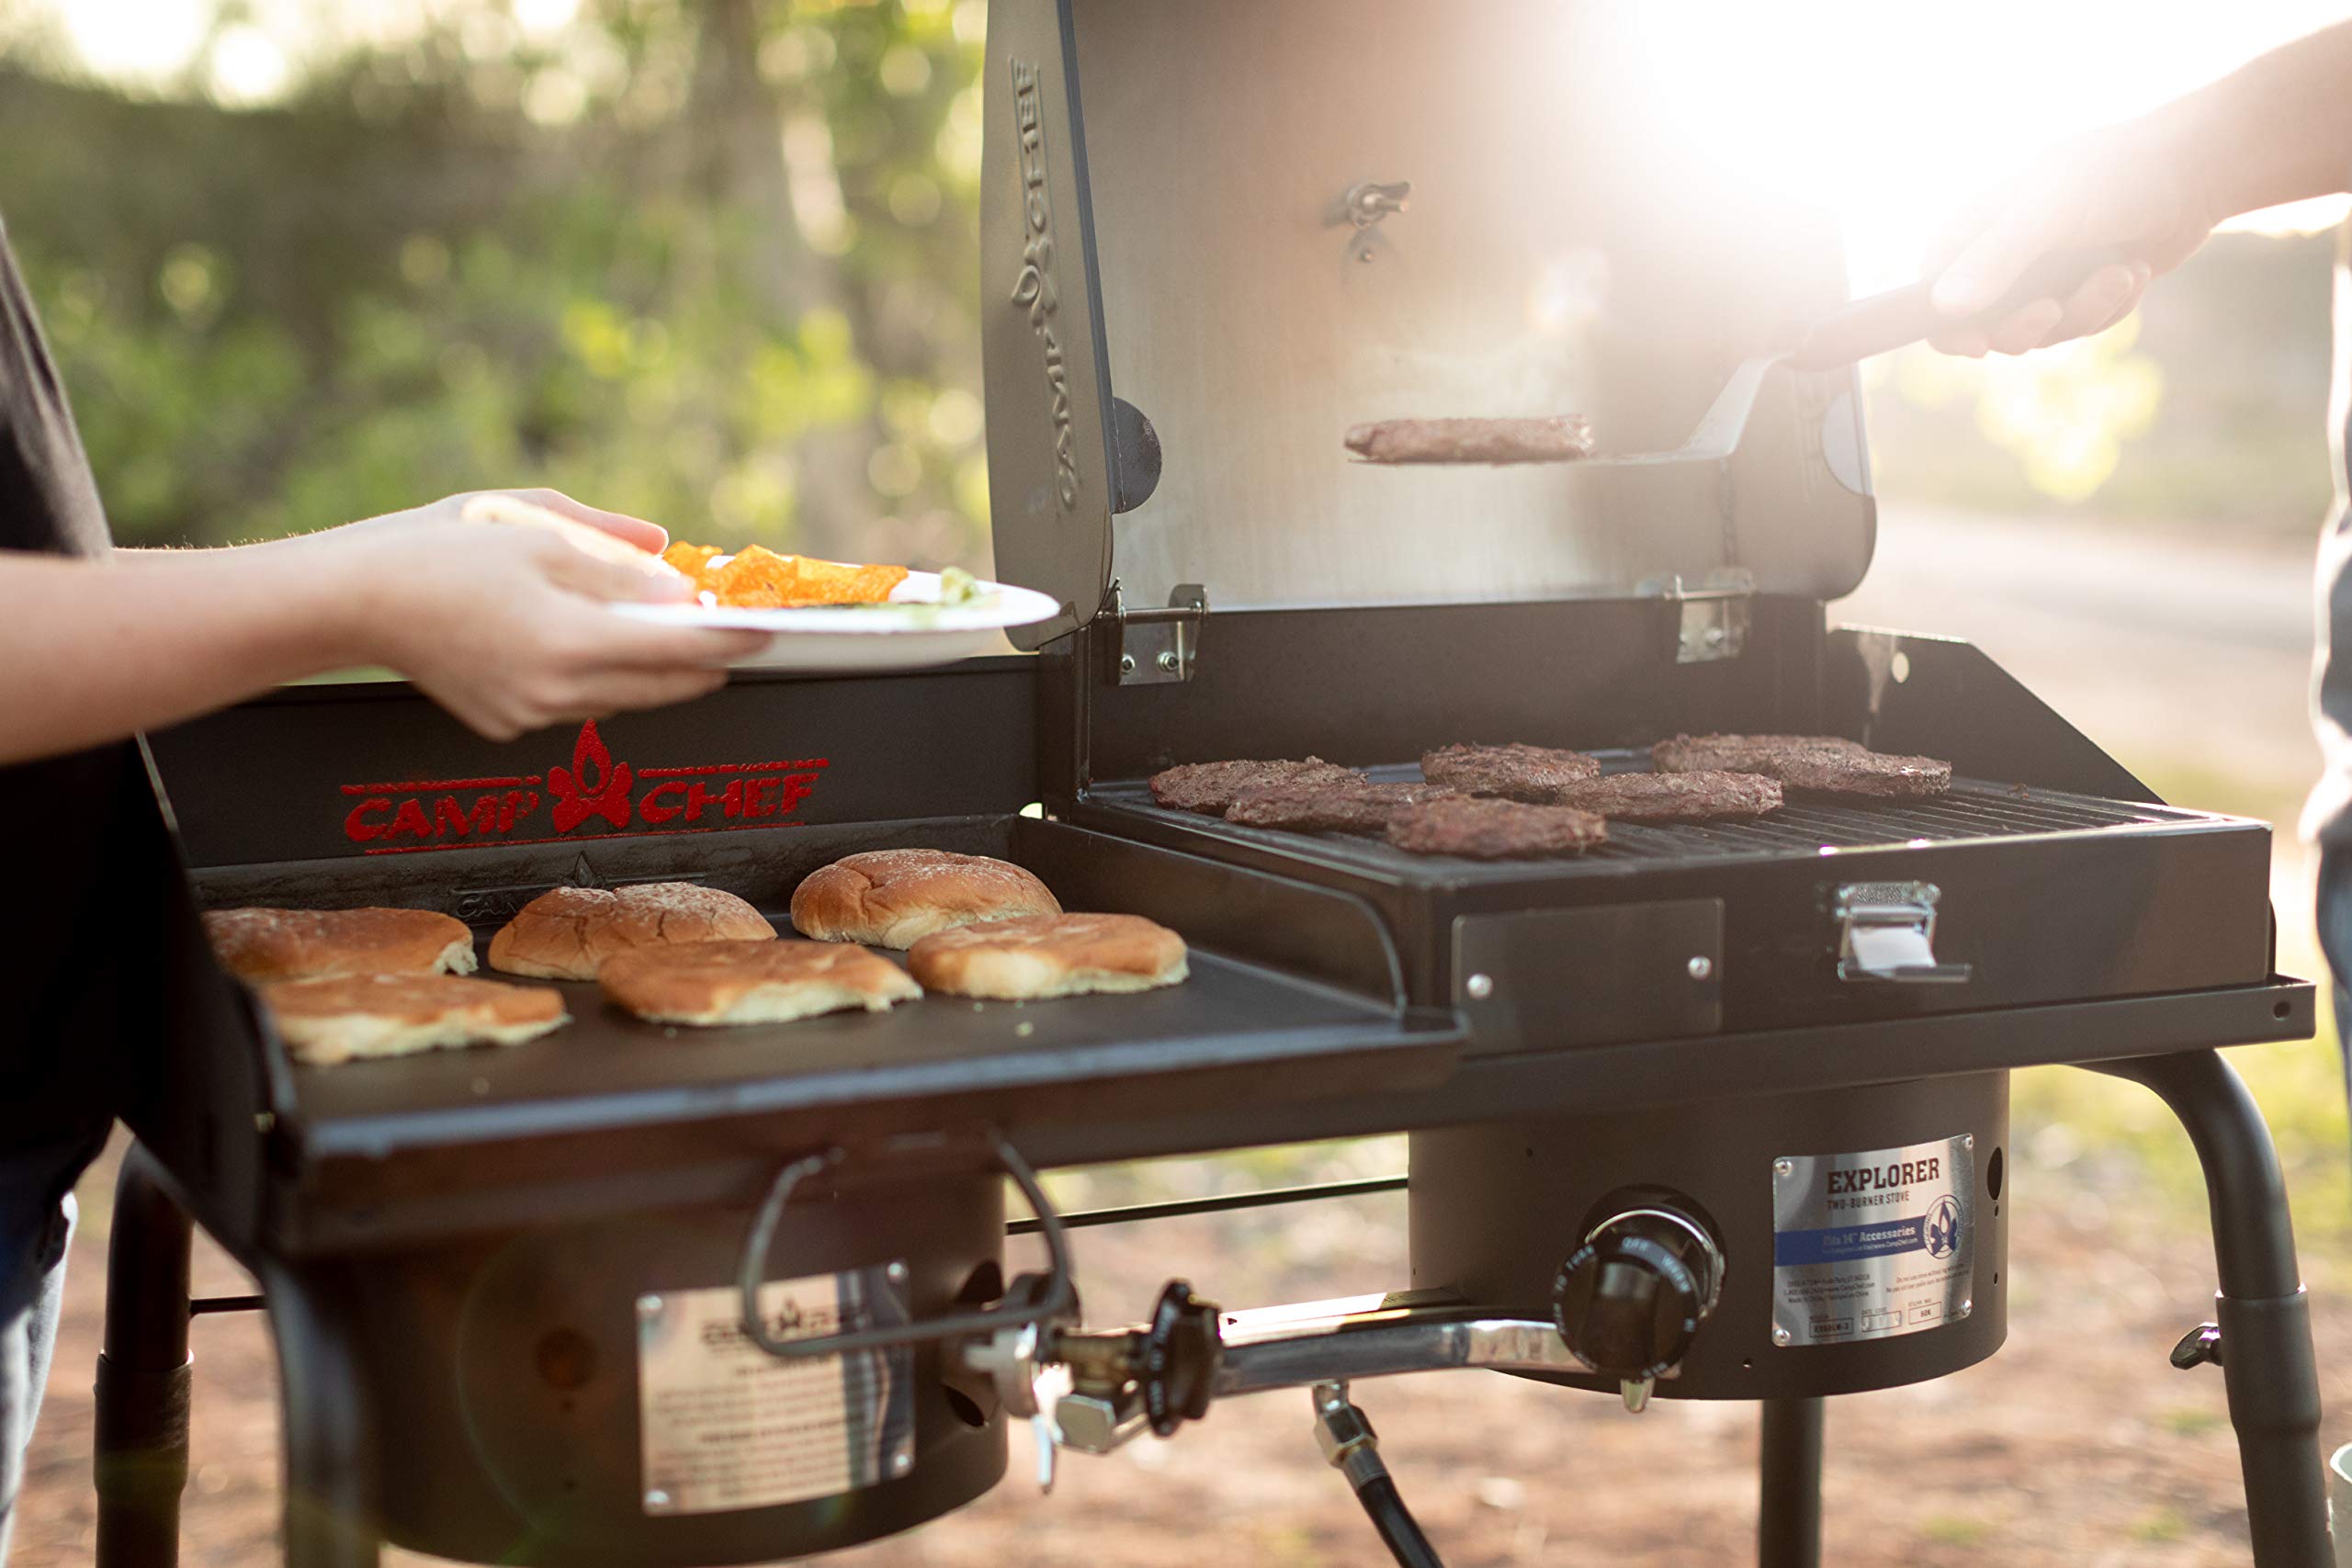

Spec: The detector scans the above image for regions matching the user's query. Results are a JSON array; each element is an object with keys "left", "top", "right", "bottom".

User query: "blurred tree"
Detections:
[{"left": 0, "top": 0, "right": 991, "bottom": 569}]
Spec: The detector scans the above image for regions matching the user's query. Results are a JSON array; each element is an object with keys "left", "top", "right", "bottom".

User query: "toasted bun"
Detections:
[
  {"left": 791, "top": 850, "right": 1061, "bottom": 950},
  {"left": 599, "top": 940, "right": 922, "bottom": 1026},
  {"left": 488, "top": 882, "right": 775, "bottom": 980},
  {"left": 204, "top": 907, "right": 477, "bottom": 983},
  {"left": 906, "top": 913, "right": 1188, "bottom": 1000},
  {"left": 260, "top": 973, "right": 566, "bottom": 1066}
]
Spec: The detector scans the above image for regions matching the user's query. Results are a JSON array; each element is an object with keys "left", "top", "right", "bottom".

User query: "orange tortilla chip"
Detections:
[
  {"left": 661, "top": 542, "right": 723, "bottom": 592},
  {"left": 698, "top": 544, "right": 910, "bottom": 607}
]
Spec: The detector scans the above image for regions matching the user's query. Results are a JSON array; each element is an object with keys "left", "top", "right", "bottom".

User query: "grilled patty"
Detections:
[
  {"left": 1344, "top": 415, "right": 1595, "bottom": 466},
  {"left": 1148, "top": 757, "right": 1361, "bottom": 815},
  {"left": 1227, "top": 778, "right": 1460, "bottom": 834},
  {"left": 1650, "top": 734, "right": 1950, "bottom": 798},
  {"left": 1385, "top": 796, "right": 1608, "bottom": 859},
  {"left": 1550, "top": 770, "right": 1783, "bottom": 821},
  {"left": 1420, "top": 742, "right": 1603, "bottom": 802}
]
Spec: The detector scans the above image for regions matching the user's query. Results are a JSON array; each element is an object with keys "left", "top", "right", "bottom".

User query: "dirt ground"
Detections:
[{"left": 11, "top": 1108, "right": 2348, "bottom": 1568}]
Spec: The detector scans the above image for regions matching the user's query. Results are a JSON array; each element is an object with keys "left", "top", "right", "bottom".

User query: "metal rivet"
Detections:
[
  {"left": 1960, "top": 1299, "right": 1973, "bottom": 1315},
  {"left": 886, "top": 1261, "right": 910, "bottom": 1287},
  {"left": 1773, "top": 1158, "right": 1793, "bottom": 1178},
  {"left": 1687, "top": 955, "right": 1713, "bottom": 981},
  {"left": 1962, "top": 1134, "right": 1975, "bottom": 1150},
  {"left": 1771, "top": 1325, "right": 1792, "bottom": 1347},
  {"left": 1118, "top": 653, "right": 1136, "bottom": 674},
  {"left": 636, "top": 1294, "right": 663, "bottom": 1320},
  {"left": 1156, "top": 649, "right": 1180, "bottom": 673},
  {"left": 644, "top": 1488, "right": 672, "bottom": 1509},
  {"left": 1358, "top": 247, "right": 1374, "bottom": 262},
  {"left": 1464, "top": 973, "right": 1494, "bottom": 1000},
  {"left": 891, "top": 1450, "right": 915, "bottom": 1476}
]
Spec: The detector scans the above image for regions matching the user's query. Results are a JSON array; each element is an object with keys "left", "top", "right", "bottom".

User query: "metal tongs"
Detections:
[{"left": 1585, "top": 246, "right": 2129, "bottom": 468}]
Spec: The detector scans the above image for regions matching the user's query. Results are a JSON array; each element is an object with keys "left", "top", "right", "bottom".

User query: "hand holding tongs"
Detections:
[{"left": 1583, "top": 246, "right": 2132, "bottom": 467}]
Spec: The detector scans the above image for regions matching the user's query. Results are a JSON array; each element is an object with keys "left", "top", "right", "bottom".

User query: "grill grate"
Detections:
[{"left": 1089, "top": 751, "right": 2222, "bottom": 881}]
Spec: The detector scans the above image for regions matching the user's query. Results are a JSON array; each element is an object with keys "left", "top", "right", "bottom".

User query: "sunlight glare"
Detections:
[{"left": 60, "top": 0, "right": 209, "bottom": 84}]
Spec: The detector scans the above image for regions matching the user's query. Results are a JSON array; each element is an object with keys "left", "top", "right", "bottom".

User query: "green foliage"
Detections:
[{"left": 0, "top": 0, "right": 992, "bottom": 567}]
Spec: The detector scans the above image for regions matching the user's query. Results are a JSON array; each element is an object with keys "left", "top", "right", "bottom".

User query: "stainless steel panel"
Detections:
[
  {"left": 1452, "top": 897, "right": 1723, "bottom": 1053},
  {"left": 1064, "top": 0, "right": 1871, "bottom": 615}
]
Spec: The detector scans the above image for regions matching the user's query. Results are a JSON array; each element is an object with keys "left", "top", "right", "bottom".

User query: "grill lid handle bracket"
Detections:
[
  {"left": 1640, "top": 569, "right": 1754, "bottom": 664},
  {"left": 1109, "top": 579, "right": 1207, "bottom": 684},
  {"left": 1834, "top": 881, "right": 1972, "bottom": 985}
]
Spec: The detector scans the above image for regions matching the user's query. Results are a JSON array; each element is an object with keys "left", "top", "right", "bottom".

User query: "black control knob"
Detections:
[{"left": 1551, "top": 1197, "right": 1724, "bottom": 1383}]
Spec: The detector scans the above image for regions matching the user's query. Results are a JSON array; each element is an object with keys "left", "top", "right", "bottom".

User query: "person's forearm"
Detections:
[
  {"left": 0, "top": 538, "right": 371, "bottom": 765},
  {"left": 2158, "top": 20, "right": 2352, "bottom": 223}
]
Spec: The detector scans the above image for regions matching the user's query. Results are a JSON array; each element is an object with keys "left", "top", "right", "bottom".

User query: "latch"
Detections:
[
  {"left": 1833, "top": 882, "right": 1972, "bottom": 985},
  {"left": 1639, "top": 569, "right": 1754, "bottom": 664},
  {"left": 1109, "top": 579, "right": 1206, "bottom": 685}
]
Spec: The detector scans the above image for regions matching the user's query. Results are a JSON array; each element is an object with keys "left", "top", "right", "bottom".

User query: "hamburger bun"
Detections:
[
  {"left": 204, "top": 907, "right": 476, "bottom": 983},
  {"left": 489, "top": 882, "right": 775, "bottom": 980},
  {"left": 260, "top": 973, "right": 566, "bottom": 1066},
  {"left": 791, "top": 850, "right": 1061, "bottom": 950},
  {"left": 599, "top": 940, "right": 922, "bottom": 1026},
  {"left": 906, "top": 913, "right": 1188, "bottom": 1000}
]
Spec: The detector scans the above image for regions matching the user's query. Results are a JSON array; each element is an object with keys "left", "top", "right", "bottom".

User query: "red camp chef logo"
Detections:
[{"left": 340, "top": 720, "right": 827, "bottom": 855}]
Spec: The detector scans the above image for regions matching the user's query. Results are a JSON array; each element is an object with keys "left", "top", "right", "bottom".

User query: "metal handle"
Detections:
[
  {"left": 736, "top": 1131, "right": 1075, "bottom": 1360},
  {"left": 1784, "top": 245, "right": 2135, "bottom": 372}
]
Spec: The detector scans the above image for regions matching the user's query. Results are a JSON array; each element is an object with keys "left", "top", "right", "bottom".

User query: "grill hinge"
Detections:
[
  {"left": 1639, "top": 568, "right": 1754, "bottom": 664},
  {"left": 1108, "top": 579, "right": 1207, "bottom": 684},
  {"left": 1833, "top": 881, "right": 1973, "bottom": 985}
]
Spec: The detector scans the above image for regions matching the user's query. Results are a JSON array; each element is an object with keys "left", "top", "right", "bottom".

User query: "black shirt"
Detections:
[{"left": 0, "top": 214, "right": 142, "bottom": 1156}]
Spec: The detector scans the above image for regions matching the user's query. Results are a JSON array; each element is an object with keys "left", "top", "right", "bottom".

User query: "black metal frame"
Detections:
[{"left": 94, "top": 1043, "right": 2332, "bottom": 1567}]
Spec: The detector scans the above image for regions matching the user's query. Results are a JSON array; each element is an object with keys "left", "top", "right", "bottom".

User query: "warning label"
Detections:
[{"left": 635, "top": 1269, "right": 913, "bottom": 1516}]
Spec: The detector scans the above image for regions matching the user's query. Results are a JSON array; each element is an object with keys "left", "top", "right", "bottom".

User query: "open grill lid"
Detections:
[{"left": 981, "top": 0, "right": 1876, "bottom": 651}]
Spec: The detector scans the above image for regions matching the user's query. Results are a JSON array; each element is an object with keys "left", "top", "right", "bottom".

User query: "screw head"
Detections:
[
  {"left": 644, "top": 1488, "right": 672, "bottom": 1510},
  {"left": 1960, "top": 1299, "right": 1973, "bottom": 1316},
  {"left": 1962, "top": 1134, "right": 1975, "bottom": 1151},
  {"left": 636, "top": 1294, "right": 663, "bottom": 1321},
  {"left": 886, "top": 1260, "right": 910, "bottom": 1287},
  {"left": 890, "top": 1449, "right": 916, "bottom": 1476},
  {"left": 1118, "top": 653, "right": 1136, "bottom": 674},
  {"left": 1464, "top": 973, "right": 1494, "bottom": 1000},
  {"left": 1687, "top": 955, "right": 1713, "bottom": 981},
  {"left": 1156, "top": 649, "right": 1180, "bottom": 673},
  {"left": 1771, "top": 1325, "right": 1792, "bottom": 1347},
  {"left": 1773, "top": 1158, "right": 1793, "bottom": 1178},
  {"left": 1358, "top": 247, "right": 1374, "bottom": 262}
]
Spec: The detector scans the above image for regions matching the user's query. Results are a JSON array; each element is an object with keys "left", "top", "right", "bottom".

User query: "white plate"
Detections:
[{"left": 607, "top": 569, "right": 1059, "bottom": 672}]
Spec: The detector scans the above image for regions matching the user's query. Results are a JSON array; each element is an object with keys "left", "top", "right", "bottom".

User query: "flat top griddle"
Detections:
[{"left": 281, "top": 944, "right": 1440, "bottom": 1159}]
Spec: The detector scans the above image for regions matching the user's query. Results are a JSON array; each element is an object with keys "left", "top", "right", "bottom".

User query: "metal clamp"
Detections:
[
  {"left": 1638, "top": 569, "right": 1754, "bottom": 664},
  {"left": 1110, "top": 579, "right": 1207, "bottom": 685},
  {"left": 1833, "top": 881, "right": 1972, "bottom": 985},
  {"left": 736, "top": 1132, "right": 1074, "bottom": 1360},
  {"left": 1339, "top": 180, "right": 1412, "bottom": 230}
]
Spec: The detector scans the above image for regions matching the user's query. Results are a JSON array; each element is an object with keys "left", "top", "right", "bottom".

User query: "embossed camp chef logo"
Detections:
[
  {"left": 339, "top": 720, "right": 827, "bottom": 855},
  {"left": 1009, "top": 56, "right": 1079, "bottom": 511}
]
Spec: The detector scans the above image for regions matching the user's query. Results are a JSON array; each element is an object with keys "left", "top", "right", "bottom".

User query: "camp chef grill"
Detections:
[{"left": 86, "top": 2, "right": 2328, "bottom": 1565}]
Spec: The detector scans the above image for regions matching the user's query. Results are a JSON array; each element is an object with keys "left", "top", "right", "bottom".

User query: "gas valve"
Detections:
[{"left": 1551, "top": 1190, "right": 1724, "bottom": 1411}]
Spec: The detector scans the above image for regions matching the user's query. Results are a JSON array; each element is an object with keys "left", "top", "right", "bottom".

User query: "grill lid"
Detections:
[{"left": 981, "top": 0, "right": 1875, "bottom": 649}]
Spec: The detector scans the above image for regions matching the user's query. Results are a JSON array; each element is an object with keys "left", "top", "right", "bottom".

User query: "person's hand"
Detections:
[
  {"left": 311, "top": 491, "right": 766, "bottom": 741},
  {"left": 345, "top": 485, "right": 673, "bottom": 556},
  {"left": 1923, "top": 115, "right": 2221, "bottom": 357}
]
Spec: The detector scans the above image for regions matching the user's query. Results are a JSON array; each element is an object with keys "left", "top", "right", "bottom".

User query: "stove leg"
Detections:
[
  {"left": 1757, "top": 1396, "right": 1823, "bottom": 1568},
  {"left": 94, "top": 1146, "right": 193, "bottom": 1568},
  {"left": 2090, "top": 1049, "right": 2331, "bottom": 1568},
  {"left": 261, "top": 1268, "right": 380, "bottom": 1568}
]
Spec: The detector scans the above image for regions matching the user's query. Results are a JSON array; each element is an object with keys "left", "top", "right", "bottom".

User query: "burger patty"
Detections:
[
  {"left": 1385, "top": 796, "right": 1608, "bottom": 859},
  {"left": 1148, "top": 756, "right": 1361, "bottom": 815},
  {"left": 1420, "top": 742, "right": 1603, "bottom": 801},
  {"left": 1650, "top": 734, "right": 1950, "bottom": 798},
  {"left": 1344, "top": 414, "right": 1595, "bottom": 466},
  {"left": 1550, "top": 770, "right": 1783, "bottom": 821},
  {"left": 1227, "top": 778, "right": 1460, "bottom": 834}
]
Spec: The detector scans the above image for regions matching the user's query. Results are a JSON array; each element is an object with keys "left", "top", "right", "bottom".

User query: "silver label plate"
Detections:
[
  {"left": 635, "top": 1266, "right": 913, "bottom": 1516},
  {"left": 1771, "top": 1136, "right": 1973, "bottom": 1348}
]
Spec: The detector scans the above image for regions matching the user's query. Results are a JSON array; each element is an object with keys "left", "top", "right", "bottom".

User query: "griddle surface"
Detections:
[{"left": 285, "top": 947, "right": 1440, "bottom": 1156}]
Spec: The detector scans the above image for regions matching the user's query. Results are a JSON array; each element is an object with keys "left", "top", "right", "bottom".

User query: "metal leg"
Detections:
[
  {"left": 262, "top": 1268, "right": 380, "bottom": 1568},
  {"left": 94, "top": 1145, "right": 194, "bottom": 1568},
  {"left": 2091, "top": 1050, "right": 2331, "bottom": 1568},
  {"left": 1757, "top": 1396, "right": 1823, "bottom": 1568}
]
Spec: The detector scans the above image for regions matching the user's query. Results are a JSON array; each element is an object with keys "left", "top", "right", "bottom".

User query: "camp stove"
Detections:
[{"left": 90, "top": 2, "right": 2328, "bottom": 1565}]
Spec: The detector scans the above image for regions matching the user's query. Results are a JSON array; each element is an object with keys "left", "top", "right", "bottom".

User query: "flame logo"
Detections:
[{"left": 548, "top": 720, "right": 634, "bottom": 833}]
